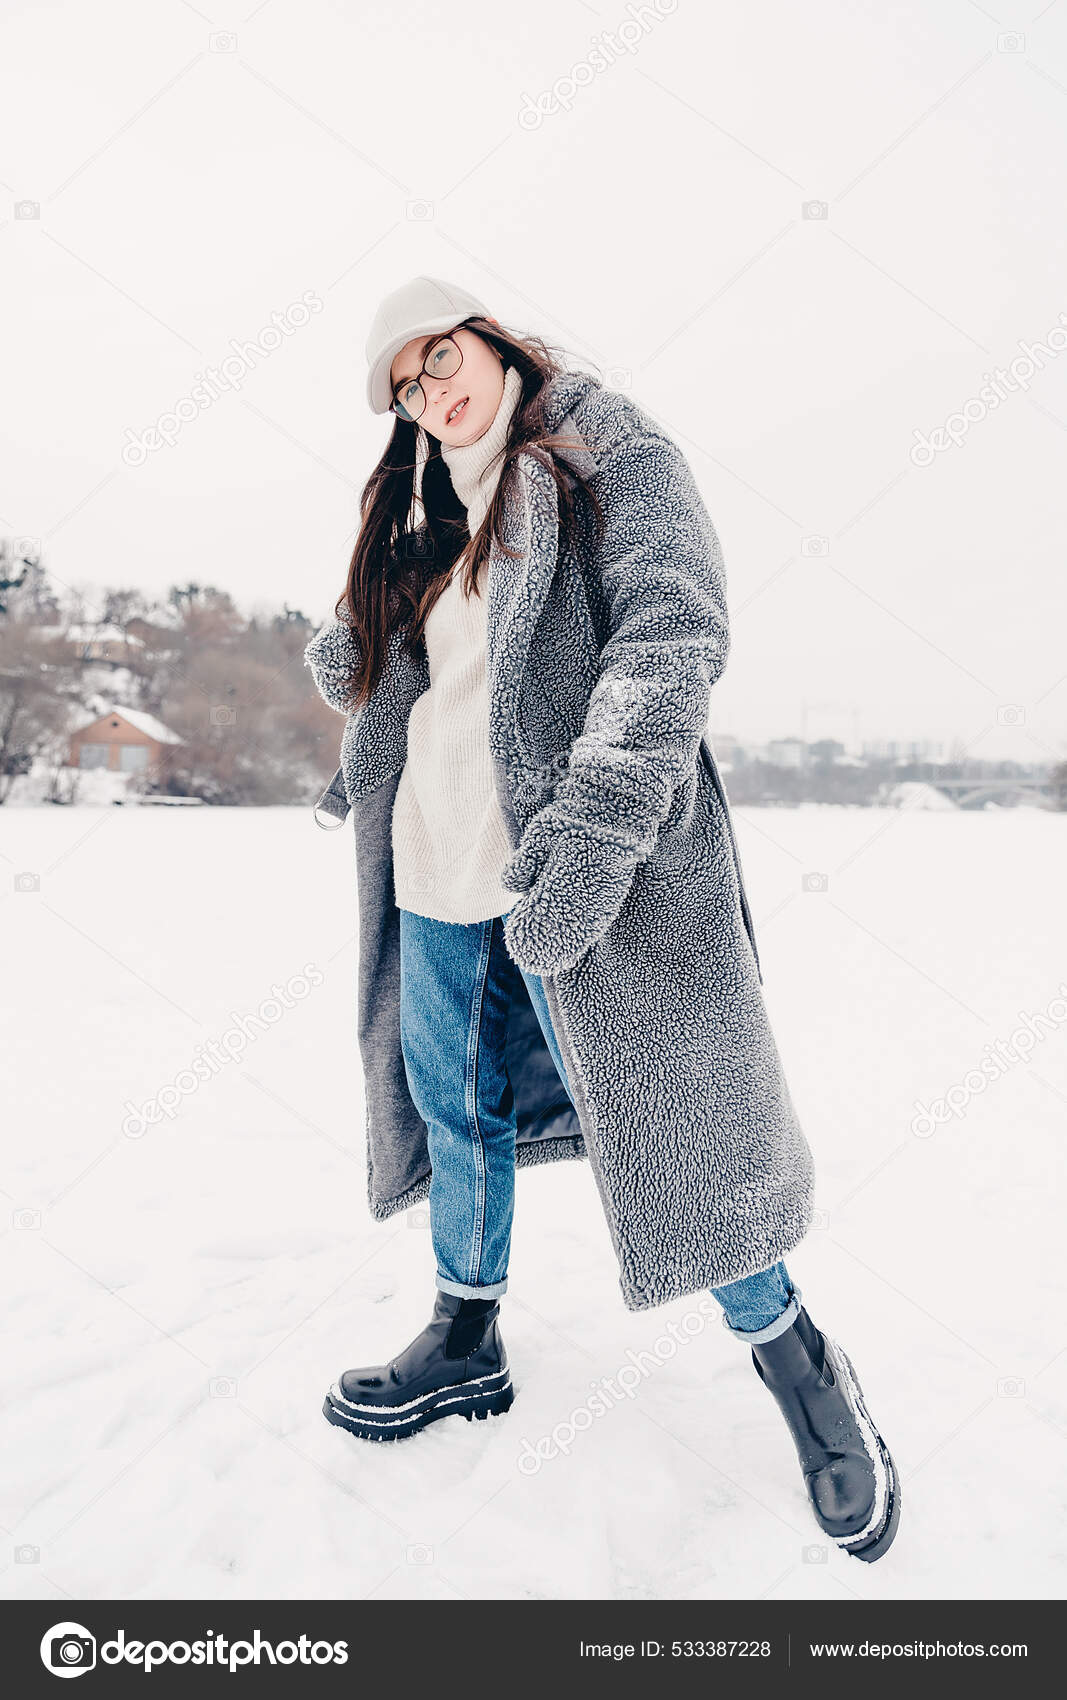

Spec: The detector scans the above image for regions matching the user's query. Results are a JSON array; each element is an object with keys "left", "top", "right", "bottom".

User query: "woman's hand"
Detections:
[{"left": 501, "top": 808, "right": 640, "bottom": 975}]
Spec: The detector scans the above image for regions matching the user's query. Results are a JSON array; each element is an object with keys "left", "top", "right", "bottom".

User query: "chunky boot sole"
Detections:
[
  {"left": 824, "top": 1337, "right": 902, "bottom": 1563},
  {"left": 322, "top": 1366, "right": 514, "bottom": 1441}
]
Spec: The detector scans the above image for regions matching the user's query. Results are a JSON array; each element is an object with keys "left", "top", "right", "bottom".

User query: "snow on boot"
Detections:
[
  {"left": 750, "top": 1304, "right": 901, "bottom": 1562},
  {"left": 322, "top": 1290, "right": 513, "bottom": 1441}
]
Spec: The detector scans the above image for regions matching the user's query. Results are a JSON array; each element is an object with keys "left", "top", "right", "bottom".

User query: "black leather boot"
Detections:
[
  {"left": 750, "top": 1305, "right": 901, "bottom": 1562},
  {"left": 322, "top": 1291, "right": 513, "bottom": 1441}
]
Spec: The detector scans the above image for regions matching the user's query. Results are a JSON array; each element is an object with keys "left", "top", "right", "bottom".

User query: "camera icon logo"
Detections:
[
  {"left": 15, "top": 871, "right": 40, "bottom": 893},
  {"left": 802, "top": 871, "right": 829, "bottom": 894},
  {"left": 802, "top": 200, "right": 829, "bottom": 221},
  {"left": 801, "top": 535, "right": 829, "bottom": 557},
  {"left": 210, "top": 705, "right": 237, "bottom": 726},
  {"left": 40, "top": 1622, "right": 96, "bottom": 1677},
  {"left": 210, "top": 31, "right": 237, "bottom": 51},
  {"left": 15, "top": 200, "right": 40, "bottom": 220},
  {"left": 406, "top": 200, "right": 434, "bottom": 222},
  {"left": 996, "top": 703, "right": 1025, "bottom": 727}
]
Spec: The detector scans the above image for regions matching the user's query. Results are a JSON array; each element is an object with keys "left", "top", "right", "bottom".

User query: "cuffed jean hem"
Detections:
[
  {"left": 719, "top": 1284, "right": 802, "bottom": 1345},
  {"left": 436, "top": 1273, "right": 509, "bottom": 1300}
]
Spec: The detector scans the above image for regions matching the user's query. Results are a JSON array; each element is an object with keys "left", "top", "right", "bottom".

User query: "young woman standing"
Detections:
[{"left": 304, "top": 275, "right": 900, "bottom": 1563}]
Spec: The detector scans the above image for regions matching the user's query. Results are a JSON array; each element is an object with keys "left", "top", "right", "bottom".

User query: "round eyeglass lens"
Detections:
[
  {"left": 426, "top": 337, "right": 462, "bottom": 379},
  {"left": 393, "top": 380, "right": 425, "bottom": 422}
]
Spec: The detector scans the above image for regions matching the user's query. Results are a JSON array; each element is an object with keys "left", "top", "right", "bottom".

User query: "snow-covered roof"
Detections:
[
  {"left": 72, "top": 705, "right": 184, "bottom": 745},
  {"left": 66, "top": 623, "right": 144, "bottom": 646},
  {"left": 117, "top": 706, "right": 184, "bottom": 744},
  {"left": 34, "top": 623, "right": 144, "bottom": 646}
]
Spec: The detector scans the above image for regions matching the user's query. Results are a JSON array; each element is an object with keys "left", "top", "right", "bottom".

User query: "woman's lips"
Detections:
[{"left": 446, "top": 396, "right": 469, "bottom": 424}]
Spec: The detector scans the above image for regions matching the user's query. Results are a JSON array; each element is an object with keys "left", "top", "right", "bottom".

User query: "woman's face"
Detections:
[{"left": 389, "top": 326, "right": 504, "bottom": 446}]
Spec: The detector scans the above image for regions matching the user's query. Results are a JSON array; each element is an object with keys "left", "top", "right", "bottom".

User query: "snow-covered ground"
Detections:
[{"left": 2, "top": 802, "right": 1064, "bottom": 1601}]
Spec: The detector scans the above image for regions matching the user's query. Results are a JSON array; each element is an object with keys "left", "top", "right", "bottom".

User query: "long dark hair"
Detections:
[{"left": 333, "top": 315, "right": 606, "bottom": 710}]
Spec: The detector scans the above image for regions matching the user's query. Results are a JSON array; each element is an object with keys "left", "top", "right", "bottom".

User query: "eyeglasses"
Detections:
[{"left": 390, "top": 331, "right": 464, "bottom": 423}]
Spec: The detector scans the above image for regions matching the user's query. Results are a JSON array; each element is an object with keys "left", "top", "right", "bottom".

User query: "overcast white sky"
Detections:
[{"left": 1, "top": 0, "right": 1064, "bottom": 759}]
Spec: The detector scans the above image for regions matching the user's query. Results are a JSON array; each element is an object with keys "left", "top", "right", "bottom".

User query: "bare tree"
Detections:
[{"left": 0, "top": 619, "right": 75, "bottom": 802}]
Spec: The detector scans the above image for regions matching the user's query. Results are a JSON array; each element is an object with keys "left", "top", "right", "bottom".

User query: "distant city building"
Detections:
[
  {"left": 808, "top": 739, "right": 846, "bottom": 764},
  {"left": 766, "top": 738, "right": 806, "bottom": 769},
  {"left": 707, "top": 734, "right": 959, "bottom": 772},
  {"left": 861, "top": 739, "right": 946, "bottom": 763},
  {"left": 709, "top": 731, "right": 744, "bottom": 767}
]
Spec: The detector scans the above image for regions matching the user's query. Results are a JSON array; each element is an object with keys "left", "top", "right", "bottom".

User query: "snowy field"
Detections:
[{"left": 2, "top": 801, "right": 1064, "bottom": 1602}]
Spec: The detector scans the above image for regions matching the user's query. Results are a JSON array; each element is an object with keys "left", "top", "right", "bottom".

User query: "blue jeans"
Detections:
[{"left": 397, "top": 908, "right": 801, "bottom": 1341}]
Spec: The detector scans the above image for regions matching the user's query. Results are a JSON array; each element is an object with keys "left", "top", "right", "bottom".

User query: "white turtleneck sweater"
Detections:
[{"left": 391, "top": 361, "right": 524, "bottom": 924}]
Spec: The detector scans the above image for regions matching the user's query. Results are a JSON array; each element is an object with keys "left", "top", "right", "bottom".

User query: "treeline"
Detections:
[{"left": 0, "top": 541, "right": 342, "bottom": 806}]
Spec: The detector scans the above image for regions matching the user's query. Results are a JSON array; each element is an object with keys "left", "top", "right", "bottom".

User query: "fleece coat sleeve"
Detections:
[
  {"left": 501, "top": 428, "right": 730, "bottom": 977},
  {"left": 303, "top": 617, "right": 361, "bottom": 715},
  {"left": 549, "top": 429, "right": 730, "bottom": 856}
]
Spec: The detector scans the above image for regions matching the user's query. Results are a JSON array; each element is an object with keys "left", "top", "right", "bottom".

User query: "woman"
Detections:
[{"left": 304, "top": 275, "right": 900, "bottom": 1563}]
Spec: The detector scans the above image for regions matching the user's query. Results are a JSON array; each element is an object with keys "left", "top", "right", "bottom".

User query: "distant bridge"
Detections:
[{"left": 931, "top": 776, "right": 1052, "bottom": 808}]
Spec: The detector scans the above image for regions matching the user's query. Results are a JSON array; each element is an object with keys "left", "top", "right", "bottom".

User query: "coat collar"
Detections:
[
  {"left": 484, "top": 368, "right": 602, "bottom": 765},
  {"left": 540, "top": 366, "right": 603, "bottom": 442}
]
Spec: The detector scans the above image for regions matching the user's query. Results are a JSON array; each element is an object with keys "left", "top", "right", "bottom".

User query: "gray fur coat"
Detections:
[{"left": 305, "top": 370, "right": 815, "bottom": 1309}]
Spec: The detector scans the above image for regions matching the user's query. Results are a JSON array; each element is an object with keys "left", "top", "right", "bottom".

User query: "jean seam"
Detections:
[{"left": 462, "top": 918, "right": 494, "bottom": 1288}]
